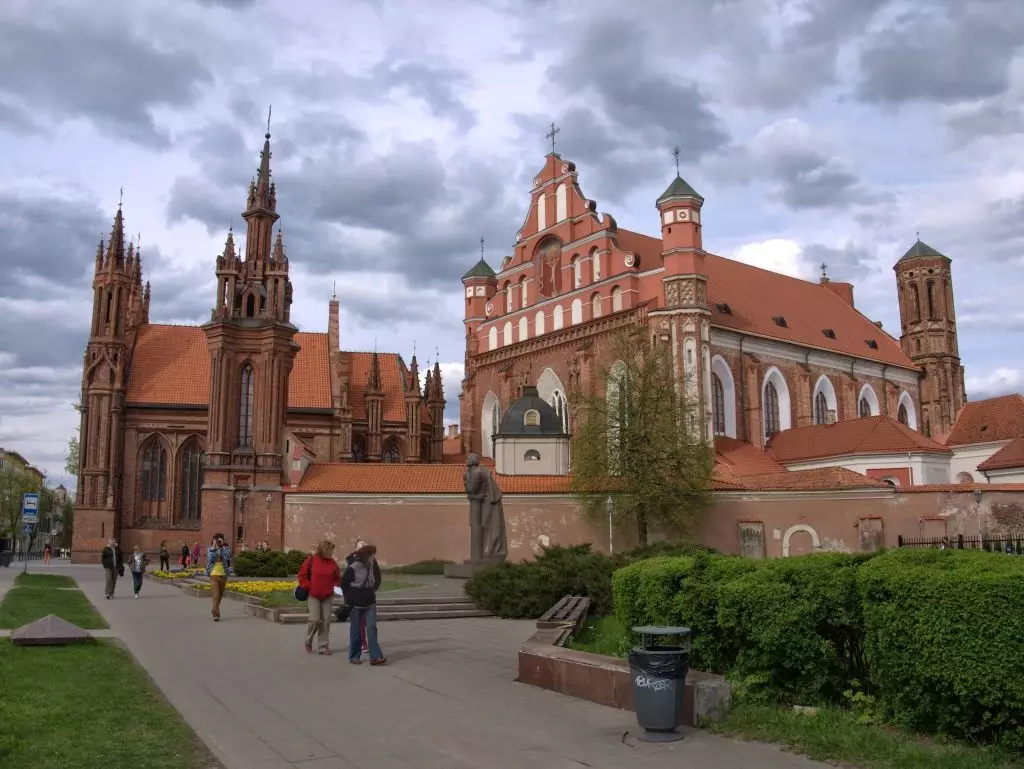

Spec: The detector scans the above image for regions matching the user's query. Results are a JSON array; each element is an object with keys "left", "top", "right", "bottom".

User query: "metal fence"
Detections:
[{"left": 897, "top": 534, "right": 1024, "bottom": 554}]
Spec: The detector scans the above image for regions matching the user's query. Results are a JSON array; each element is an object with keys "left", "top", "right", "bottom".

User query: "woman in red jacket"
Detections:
[{"left": 298, "top": 540, "right": 342, "bottom": 655}]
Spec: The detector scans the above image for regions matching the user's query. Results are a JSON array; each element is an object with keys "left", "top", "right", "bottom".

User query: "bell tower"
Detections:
[
  {"left": 648, "top": 149, "right": 713, "bottom": 443},
  {"left": 894, "top": 238, "right": 966, "bottom": 439},
  {"left": 73, "top": 201, "right": 148, "bottom": 561},
  {"left": 201, "top": 119, "right": 300, "bottom": 551}
]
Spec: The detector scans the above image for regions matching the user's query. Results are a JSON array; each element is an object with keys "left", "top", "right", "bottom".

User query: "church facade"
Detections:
[
  {"left": 460, "top": 151, "right": 967, "bottom": 471},
  {"left": 72, "top": 130, "right": 446, "bottom": 562}
]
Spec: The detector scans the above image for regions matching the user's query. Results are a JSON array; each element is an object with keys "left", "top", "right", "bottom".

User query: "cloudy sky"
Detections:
[{"left": 1, "top": 0, "right": 1022, "bottom": 486}]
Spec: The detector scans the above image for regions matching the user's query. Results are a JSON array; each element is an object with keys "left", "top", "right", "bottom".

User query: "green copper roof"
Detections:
[
  {"left": 899, "top": 239, "right": 948, "bottom": 262},
  {"left": 462, "top": 258, "right": 496, "bottom": 280},
  {"left": 657, "top": 174, "right": 704, "bottom": 204}
]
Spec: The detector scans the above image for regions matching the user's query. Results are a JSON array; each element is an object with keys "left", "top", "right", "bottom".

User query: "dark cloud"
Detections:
[
  {"left": 710, "top": 119, "right": 886, "bottom": 211},
  {"left": 372, "top": 60, "right": 477, "bottom": 132},
  {"left": 0, "top": 192, "right": 107, "bottom": 299},
  {"left": 166, "top": 113, "right": 523, "bottom": 292},
  {"left": 802, "top": 242, "right": 879, "bottom": 282},
  {"left": 947, "top": 100, "right": 1024, "bottom": 141},
  {"left": 856, "top": 1, "right": 1024, "bottom": 106},
  {"left": 0, "top": 7, "right": 213, "bottom": 147}
]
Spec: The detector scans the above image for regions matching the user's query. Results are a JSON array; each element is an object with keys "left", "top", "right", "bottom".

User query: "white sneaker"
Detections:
[{"left": 134, "top": 593, "right": 139, "bottom": 599}]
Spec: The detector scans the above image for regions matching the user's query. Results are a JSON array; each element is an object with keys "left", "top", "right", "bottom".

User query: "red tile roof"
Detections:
[
  {"left": 897, "top": 483, "right": 1024, "bottom": 494},
  {"left": 615, "top": 229, "right": 915, "bottom": 368},
  {"left": 945, "top": 394, "right": 1024, "bottom": 446},
  {"left": 767, "top": 415, "right": 950, "bottom": 463},
  {"left": 977, "top": 438, "right": 1024, "bottom": 472},
  {"left": 294, "top": 461, "right": 889, "bottom": 494},
  {"left": 714, "top": 437, "right": 786, "bottom": 475},
  {"left": 125, "top": 324, "right": 329, "bottom": 410}
]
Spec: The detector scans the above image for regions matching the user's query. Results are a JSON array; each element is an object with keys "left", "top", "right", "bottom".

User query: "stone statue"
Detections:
[{"left": 464, "top": 453, "right": 508, "bottom": 562}]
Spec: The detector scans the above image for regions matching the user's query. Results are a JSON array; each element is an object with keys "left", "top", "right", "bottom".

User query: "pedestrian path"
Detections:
[{"left": 46, "top": 566, "right": 828, "bottom": 769}]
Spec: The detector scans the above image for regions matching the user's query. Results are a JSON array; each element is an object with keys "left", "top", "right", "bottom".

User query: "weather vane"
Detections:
[
  {"left": 545, "top": 121, "right": 560, "bottom": 154},
  {"left": 672, "top": 146, "right": 681, "bottom": 176},
  {"left": 480, "top": 236, "right": 485, "bottom": 259},
  {"left": 820, "top": 262, "right": 829, "bottom": 281}
]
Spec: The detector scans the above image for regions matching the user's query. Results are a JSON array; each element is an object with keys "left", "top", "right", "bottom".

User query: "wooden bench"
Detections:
[{"left": 536, "top": 595, "right": 591, "bottom": 647}]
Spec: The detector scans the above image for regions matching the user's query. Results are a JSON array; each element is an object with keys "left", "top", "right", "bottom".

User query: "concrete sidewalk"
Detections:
[{"left": 45, "top": 565, "right": 827, "bottom": 769}]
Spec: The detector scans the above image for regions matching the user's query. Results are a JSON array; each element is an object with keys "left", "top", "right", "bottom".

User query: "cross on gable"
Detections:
[{"left": 545, "top": 122, "right": 560, "bottom": 154}]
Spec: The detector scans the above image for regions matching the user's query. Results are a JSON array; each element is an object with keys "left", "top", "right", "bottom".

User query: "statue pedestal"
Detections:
[{"left": 444, "top": 559, "right": 502, "bottom": 579}]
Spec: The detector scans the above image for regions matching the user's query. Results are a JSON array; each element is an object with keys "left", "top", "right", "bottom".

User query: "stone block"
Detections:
[{"left": 11, "top": 615, "right": 93, "bottom": 646}]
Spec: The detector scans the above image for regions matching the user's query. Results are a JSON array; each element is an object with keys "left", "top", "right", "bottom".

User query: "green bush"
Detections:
[
  {"left": 858, "top": 548, "right": 1024, "bottom": 748},
  {"left": 233, "top": 549, "right": 307, "bottom": 577},
  {"left": 464, "top": 541, "right": 717, "bottom": 619}
]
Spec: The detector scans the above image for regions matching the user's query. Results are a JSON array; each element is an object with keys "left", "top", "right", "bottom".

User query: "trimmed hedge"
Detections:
[
  {"left": 464, "top": 541, "right": 713, "bottom": 619},
  {"left": 233, "top": 549, "right": 307, "bottom": 577},
  {"left": 612, "top": 548, "right": 1024, "bottom": 748},
  {"left": 859, "top": 549, "right": 1024, "bottom": 748}
]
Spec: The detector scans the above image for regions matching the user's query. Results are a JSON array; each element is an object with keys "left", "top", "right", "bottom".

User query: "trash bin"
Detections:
[
  {"left": 0, "top": 551, "right": 11, "bottom": 567},
  {"left": 628, "top": 625, "right": 692, "bottom": 742}
]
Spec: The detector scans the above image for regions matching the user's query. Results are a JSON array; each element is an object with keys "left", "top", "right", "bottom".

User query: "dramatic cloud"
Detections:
[{"left": 0, "top": 0, "right": 1021, "bottom": 483}]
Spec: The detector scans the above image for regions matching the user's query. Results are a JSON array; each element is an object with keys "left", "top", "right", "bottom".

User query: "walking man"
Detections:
[
  {"left": 101, "top": 537, "right": 124, "bottom": 599},
  {"left": 205, "top": 533, "right": 232, "bottom": 622}
]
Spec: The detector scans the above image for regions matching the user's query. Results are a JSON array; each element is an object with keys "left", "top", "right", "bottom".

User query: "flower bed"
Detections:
[
  {"left": 188, "top": 580, "right": 289, "bottom": 595},
  {"left": 150, "top": 568, "right": 204, "bottom": 582}
]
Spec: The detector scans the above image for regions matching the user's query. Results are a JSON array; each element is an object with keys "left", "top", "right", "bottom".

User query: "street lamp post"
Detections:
[{"left": 606, "top": 495, "right": 614, "bottom": 555}]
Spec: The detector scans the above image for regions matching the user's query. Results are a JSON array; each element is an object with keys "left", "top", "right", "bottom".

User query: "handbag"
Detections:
[
  {"left": 333, "top": 604, "right": 352, "bottom": 623},
  {"left": 294, "top": 556, "right": 311, "bottom": 602}
]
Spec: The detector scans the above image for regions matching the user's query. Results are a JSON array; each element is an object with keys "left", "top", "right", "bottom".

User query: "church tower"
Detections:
[
  {"left": 201, "top": 126, "right": 299, "bottom": 550},
  {"left": 460, "top": 253, "right": 497, "bottom": 456},
  {"left": 894, "top": 239, "right": 966, "bottom": 439},
  {"left": 75, "top": 203, "right": 147, "bottom": 559},
  {"left": 426, "top": 360, "right": 446, "bottom": 462},
  {"left": 648, "top": 163, "right": 714, "bottom": 443}
]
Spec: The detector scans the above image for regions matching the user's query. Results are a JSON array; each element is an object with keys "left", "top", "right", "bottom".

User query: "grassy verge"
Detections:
[
  {"left": 567, "top": 614, "right": 630, "bottom": 657},
  {"left": 259, "top": 580, "right": 421, "bottom": 608},
  {"left": 0, "top": 583, "right": 108, "bottom": 630},
  {"left": 386, "top": 559, "right": 453, "bottom": 575},
  {"left": 0, "top": 640, "right": 219, "bottom": 768},
  {"left": 15, "top": 573, "right": 77, "bottom": 588},
  {"left": 711, "top": 704, "right": 1020, "bottom": 769}
]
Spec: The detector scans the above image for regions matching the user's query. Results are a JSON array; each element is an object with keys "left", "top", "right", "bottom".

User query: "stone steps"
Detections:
[{"left": 276, "top": 596, "right": 490, "bottom": 623}]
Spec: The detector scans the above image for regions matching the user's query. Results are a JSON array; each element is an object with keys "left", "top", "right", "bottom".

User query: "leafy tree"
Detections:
[
  {"left": 0, "top": 464, "right": 37, "bottom": 547},
  {"left": 570, "top": 327, "right": 714, "bottom": 545},
  {"left": 59, "top": 498, "right": 75, "bottom": 550},
  {"left": 65, "top": 400, "right": 83, "bottom": 477}
]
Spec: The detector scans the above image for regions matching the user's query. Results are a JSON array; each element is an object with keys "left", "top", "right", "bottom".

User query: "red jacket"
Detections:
[{"left": 298, "top": 555, "right": 342, "bottom": 600}]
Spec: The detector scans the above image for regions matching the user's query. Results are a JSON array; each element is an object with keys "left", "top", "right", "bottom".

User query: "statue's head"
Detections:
[{"left": 466, "top": 453, "right": 480, "bottom": 467}]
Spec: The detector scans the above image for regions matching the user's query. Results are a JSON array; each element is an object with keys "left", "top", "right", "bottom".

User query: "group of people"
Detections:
[
  {"left": 157, "top": 540, "right": 204, "bottom": 571},
  {"left": 100, "top": 533, "right": 233, "bottom": 609},
  {"left": 297, "top": 538, "right": 387, "bottom": 665},
  {"left": 98, "top": 534, "right": 386, "bottom": 663}
]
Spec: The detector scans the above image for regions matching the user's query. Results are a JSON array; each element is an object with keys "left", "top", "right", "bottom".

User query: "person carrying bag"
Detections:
[{"left": 297, "top": 540, "right": 342, "bottom": 655}]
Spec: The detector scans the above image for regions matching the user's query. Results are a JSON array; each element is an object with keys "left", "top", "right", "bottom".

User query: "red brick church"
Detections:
[{"left": 72, "top": 130, "right": 445, "bottom": 562}]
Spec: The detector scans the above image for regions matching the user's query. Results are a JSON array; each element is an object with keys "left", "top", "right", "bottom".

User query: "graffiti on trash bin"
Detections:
[{"left": 634, "top": 675, "right": 671, "bottom": 692}]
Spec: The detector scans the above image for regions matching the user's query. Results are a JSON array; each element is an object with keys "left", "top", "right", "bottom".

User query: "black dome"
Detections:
[{"left": 498, "top": 386, "right": 567, "bottom": 437}]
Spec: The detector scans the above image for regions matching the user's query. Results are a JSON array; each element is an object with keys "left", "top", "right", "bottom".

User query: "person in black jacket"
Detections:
[
  {"left": 100, "top": 538, "right": 125, "bottom": 599},
  {"left": 341, "top": 543, "right": 386, "bottom": 665},
  {"left": 344, "top": 538, "right": 369, "bottom": 654}
]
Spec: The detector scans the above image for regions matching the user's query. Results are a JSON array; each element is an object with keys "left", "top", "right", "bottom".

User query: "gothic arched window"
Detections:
[
  {"left": 712, "top": 374, "right": 725, "bottom": 436},
  {"left": 549, "top": 390, "right": 568, "bottom": 433},
  {"left": 239, "top": 364, "right": 255, "bottom": 447},
  {"left": 179, "top": 440, "right": 203, "bottom": 522},
  {"left": 764, "top": 382, "right": 780, "bottom": 438},
  {"left": 814, "top": 391, "right": 829, "bottom": 425},
  {"left": 382, "top": 438, "right": 400, "bottom": 463},
  {"left": 859, "top": 397, "right": 872, "bottom": 418},
  {"left": 910, "top": 284, "right": 921, "bottom": 323},
  {"left": 139, "top": 438, "right": 167, "bottom": 520},
  {"left": 926, "top": 281, "right": 936, "bottom": 319},
  {"left": 898, "top": 403, "right": 909, "bottom": 426}
]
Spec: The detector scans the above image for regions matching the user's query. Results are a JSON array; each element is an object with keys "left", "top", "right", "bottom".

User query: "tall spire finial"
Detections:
[
  {"left": 545, "top": 121, "right": 560, "bottom": 154},
  {"left": 118, "top": 187, "right": 124, "bottom": 208},
  {"left": 332, "top": 280, "right": 336, "bottom": 300},
  {"left": 266, "top": 104, "right": 272, "bottom": 138},
  {"left": 480, "top": 236, "right": 485, "bottom": 259},
  {"left": 916, "top": 230, "right": 920, "bottom": 242},
  {"left": 672, "top": 146, "right": 681, "bottom": 177},
  {"left": 819, "top": 262, "right": 829, "bottom": 283}
]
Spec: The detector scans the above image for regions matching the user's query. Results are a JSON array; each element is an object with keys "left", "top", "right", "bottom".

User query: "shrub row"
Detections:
[
  {"left": 464, "top": 542, "right": 713, "bottom": 619},
  {"left": 233, "top": 549, "right": 307, "bottom": 577},
  {"left": 613, "top": 548, "right": 1024, "bottom": 749}
]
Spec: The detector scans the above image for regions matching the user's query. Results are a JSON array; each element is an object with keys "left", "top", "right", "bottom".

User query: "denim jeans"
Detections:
[
  {"left": 131, "top": 571, "right": 143, "bottom": 594},
  {"left": 349, "top": 605, "right": 383, "bottom": 661}
]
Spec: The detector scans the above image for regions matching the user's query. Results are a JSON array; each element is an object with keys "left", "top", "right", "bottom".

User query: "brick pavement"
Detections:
[{"left": 34, "top": 565, "right": 828, "bottom": 769}]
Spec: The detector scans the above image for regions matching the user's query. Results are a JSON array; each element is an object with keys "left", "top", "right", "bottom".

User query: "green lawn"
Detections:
[
  {"left": 0, "top": 640, "right": 220, "bottom": 769},
  {"left": 712, "top": 704, "right": 1021, "bottom": 769},
  {"left": 259, "top": 580, "right": 421, "bottom": 608},
  {"left": 15, "top": 573, "right": 77, "bottom": 588},
  {"left": 0, "top": 584, "right": 109, "bottom": 630}
]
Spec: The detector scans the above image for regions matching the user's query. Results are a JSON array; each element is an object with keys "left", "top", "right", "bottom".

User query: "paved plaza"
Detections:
[{"left": 1, "top": 564, "right": 828, "bottom": 769}]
